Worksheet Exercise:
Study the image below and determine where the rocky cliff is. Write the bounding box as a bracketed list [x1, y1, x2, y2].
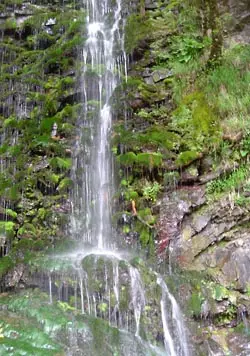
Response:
[0, 0, 250, 354]
[0, 0, 86, 287]
[112, 0, 250, 353]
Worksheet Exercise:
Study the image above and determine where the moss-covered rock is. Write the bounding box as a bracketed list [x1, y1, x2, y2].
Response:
[0, 0, 86, 270]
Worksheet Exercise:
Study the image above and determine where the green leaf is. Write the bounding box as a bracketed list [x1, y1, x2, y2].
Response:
[240, 150, 248, 157]
[50, 157, 72, 171]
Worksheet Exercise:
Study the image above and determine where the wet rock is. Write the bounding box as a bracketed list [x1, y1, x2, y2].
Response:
[152, 69, 172, 83]
[166, 183, 250, 291]
[191, 212, 211, 234]
[60, 91, 82, 106]
[4, 263, 26, 288]
[200, 299, 210, 319]
[14, 8, 34, 17]
[157, 186, 206, 254]
[142, 68, 154, 84]
[227, 333, 250, 356]
[17, 197, 39, 212]
[220, 240, 250, 291]
[214, 300, 231, 315]
[53, 199, 71, 214]
[199, 161, 239, 184]
[142, 68, 151, 78]
[145, 0, 158, 10]
[129, 97, 145, 109]
[0, 13, 11, 19]
[181, 164, 199, 183]
[32, 157, 50, 172]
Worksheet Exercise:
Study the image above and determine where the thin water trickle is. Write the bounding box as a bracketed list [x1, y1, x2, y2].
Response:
[157, 276, 190, 356]
[49, 275, 53, 304]
[129, 266, 146, 337]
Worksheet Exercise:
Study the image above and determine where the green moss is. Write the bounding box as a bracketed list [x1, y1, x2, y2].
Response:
[0, 256, 14, 278]
[175, 150, 200, 167]
[2, 18, 17, 31]
[213, 285, 229, 301]
[142, 181, 161, 203]
[188, 292, 203, 318]
[57, 177, 73, 193]
[3, 116, 18, 128]
[118, 152, 137, 167]
[139, 126, 180, 151]
[118, 152, 162, 169]
[17, 223, 36, 239]
[88, 317, 120, 353]
[124, 14, 152, 53]
[204, 44, 250, 127]
[171, 92, 220, 153]
[119, 285, 130, 312]
[5, 209, 18, 219]
[138, 208, 155, 225]
[137, 152, 162, 168]
[0, 221, 15, 239]
[0, 5, 85, 253]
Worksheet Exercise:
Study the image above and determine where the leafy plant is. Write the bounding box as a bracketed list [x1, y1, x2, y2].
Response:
[206, 166, 249, 195]
[49, 157, 72, 171]
[142, 181, 161, 202]
[170, 36, 205, 63]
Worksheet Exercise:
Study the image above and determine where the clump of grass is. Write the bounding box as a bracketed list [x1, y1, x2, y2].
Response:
[206, 166, 249, 196]
[202, 44, 250, 135]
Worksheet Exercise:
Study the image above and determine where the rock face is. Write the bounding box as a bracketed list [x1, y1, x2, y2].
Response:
[113, 0, 250, 352]
[0, 0, 250, 354]
[161, 187, 250, 292]
[157, 186, 206, 255]
[221, 0, 250, 42]
[3, 263, 28, 288]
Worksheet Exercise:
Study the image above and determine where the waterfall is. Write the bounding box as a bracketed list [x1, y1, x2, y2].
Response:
[71, 0, 125, 248]
[129, 266, 146, 337]
[57, 0, 192, 353]
[157, 276, 189, 356]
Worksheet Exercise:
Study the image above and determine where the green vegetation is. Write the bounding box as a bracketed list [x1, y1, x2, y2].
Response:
[0, 1, 85, 262]
[114, 0, 250, 256]
[0, 1, 249, 351]
[206, 166, 249, 199]
[124, 13, 152, 53]
[0, 256, 14, 278]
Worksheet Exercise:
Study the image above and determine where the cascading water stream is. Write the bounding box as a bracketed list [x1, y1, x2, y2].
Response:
[65, 0, 191, 354]
[157, 276, 189, 356]
[71, 0, 124, 248]
[129, 266, 146, 337]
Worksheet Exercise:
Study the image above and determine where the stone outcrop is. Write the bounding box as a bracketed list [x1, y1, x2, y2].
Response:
[160, 186, 250, 293]
[221, 0, 250, 43]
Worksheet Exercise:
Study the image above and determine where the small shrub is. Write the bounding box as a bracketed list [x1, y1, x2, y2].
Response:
[142, 181, 161, 202]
